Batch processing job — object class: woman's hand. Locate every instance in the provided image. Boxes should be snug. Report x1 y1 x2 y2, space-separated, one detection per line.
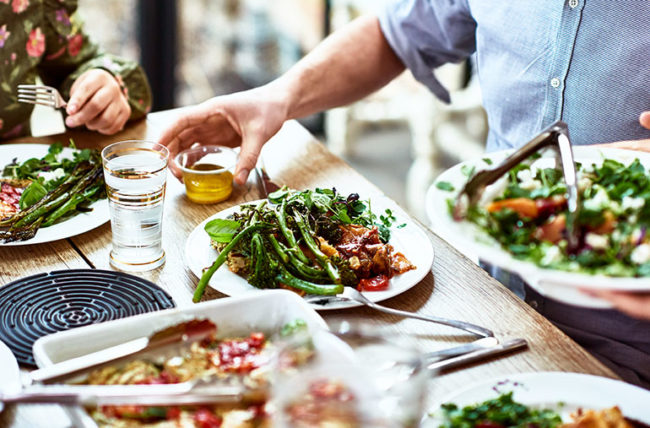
65 69 131 135
583 289 650 321
158 85 288 185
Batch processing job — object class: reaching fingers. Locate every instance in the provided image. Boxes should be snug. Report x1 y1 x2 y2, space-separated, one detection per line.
640 111 650 130
158 114 194 157
159 107 243 163
234 136 264 185
584 289 650 320
169 156 183 180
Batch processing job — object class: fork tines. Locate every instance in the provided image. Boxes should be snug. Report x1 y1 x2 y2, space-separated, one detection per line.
17 84 59 108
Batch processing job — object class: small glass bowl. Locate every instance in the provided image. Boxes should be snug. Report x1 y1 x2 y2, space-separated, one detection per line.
175 145 237 204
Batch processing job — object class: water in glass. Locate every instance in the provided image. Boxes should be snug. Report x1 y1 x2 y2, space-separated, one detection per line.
102 141 168 272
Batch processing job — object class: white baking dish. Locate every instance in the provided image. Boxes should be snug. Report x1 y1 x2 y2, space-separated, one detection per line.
31 290 328 428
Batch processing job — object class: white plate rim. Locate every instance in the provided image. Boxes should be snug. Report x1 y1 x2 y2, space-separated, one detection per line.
184 195 435 310
428 371 650 424
0 339 20 394
0 143 109 246
426 146 650 291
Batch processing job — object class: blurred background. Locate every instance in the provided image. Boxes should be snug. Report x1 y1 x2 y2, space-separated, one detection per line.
73 0 488 220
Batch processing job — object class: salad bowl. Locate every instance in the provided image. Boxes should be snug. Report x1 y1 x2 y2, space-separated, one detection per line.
427 146 650 308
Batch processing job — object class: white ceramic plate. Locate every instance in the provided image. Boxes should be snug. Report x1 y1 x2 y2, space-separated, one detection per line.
31 290 328 428
426 147 650 308
185 194 435 310
0 340 21 412
0 144 109 246
426 372 650 426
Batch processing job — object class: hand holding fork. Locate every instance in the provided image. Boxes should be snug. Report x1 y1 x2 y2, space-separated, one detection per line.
18 69 131 135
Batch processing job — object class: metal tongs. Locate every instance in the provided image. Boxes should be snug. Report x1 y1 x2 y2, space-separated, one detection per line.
454 120 581 251
1 377 264 407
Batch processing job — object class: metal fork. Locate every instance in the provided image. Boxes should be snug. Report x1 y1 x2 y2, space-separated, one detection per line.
17 84 67 109
305 287 494 338
453 120 581 251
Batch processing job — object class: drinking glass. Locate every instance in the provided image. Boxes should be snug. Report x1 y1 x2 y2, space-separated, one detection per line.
272 320 428 428
101 140 168 272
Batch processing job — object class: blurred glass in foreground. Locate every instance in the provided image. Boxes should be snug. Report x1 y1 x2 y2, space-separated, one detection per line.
273 320 428 427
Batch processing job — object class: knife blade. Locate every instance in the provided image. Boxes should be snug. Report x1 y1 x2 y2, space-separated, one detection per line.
427 338 528 373
424 337 499 362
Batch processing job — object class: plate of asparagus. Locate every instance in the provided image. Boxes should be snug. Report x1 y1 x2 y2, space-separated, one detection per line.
185 188 434 309
0 143 108 245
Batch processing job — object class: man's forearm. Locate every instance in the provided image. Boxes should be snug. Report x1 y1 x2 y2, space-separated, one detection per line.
269 15 405 120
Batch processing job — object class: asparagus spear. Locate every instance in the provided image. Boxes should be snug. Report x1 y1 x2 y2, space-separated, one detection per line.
277 199 311 264
293 212 341 284
42 185 101 227
12 165 101 229
194 223 270 302
0 162 92 227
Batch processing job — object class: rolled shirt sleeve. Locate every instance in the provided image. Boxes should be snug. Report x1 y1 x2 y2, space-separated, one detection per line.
378 0 477 103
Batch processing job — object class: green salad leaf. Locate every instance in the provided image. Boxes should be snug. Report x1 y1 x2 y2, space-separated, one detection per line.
436 181 455 192
439 392 562 428
204 218 242 243
18 181 47 210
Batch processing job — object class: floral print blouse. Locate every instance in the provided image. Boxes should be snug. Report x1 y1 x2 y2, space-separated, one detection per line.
0 0 152 139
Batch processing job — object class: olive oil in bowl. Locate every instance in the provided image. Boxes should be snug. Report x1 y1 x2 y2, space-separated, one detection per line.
175 146 237 204
183 162 233 203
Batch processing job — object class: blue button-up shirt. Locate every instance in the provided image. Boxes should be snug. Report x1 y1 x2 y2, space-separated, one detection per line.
379 0 650 152
381 0 650 388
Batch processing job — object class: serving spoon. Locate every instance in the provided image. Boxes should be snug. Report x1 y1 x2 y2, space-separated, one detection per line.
305 287 494 338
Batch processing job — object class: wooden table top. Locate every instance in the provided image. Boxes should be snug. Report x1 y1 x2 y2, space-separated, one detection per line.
0 110 616 427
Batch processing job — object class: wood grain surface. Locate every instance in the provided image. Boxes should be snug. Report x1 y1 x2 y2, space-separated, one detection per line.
0 111 617 428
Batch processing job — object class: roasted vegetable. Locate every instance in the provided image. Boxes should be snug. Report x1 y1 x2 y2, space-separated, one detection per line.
195 188 412 301
0 143 106 243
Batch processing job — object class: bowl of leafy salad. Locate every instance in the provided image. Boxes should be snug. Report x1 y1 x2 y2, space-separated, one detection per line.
426 146 650 308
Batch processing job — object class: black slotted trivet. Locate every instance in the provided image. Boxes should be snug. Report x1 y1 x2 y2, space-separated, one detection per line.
0 269 175 367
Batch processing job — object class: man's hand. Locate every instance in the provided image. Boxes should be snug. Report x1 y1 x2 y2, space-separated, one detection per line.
158 16 404 186
594 111 650 151
641 111 650 130
65 69 131 135
582 289 650 321
158 86 288 185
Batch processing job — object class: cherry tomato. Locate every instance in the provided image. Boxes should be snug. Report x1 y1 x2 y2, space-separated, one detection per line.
166 407 181 419
194 409 222 428
358 274 389 291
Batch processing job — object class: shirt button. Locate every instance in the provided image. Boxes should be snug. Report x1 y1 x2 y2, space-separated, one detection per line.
569 0 579 8
550 77 561 88
529 300 539 309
